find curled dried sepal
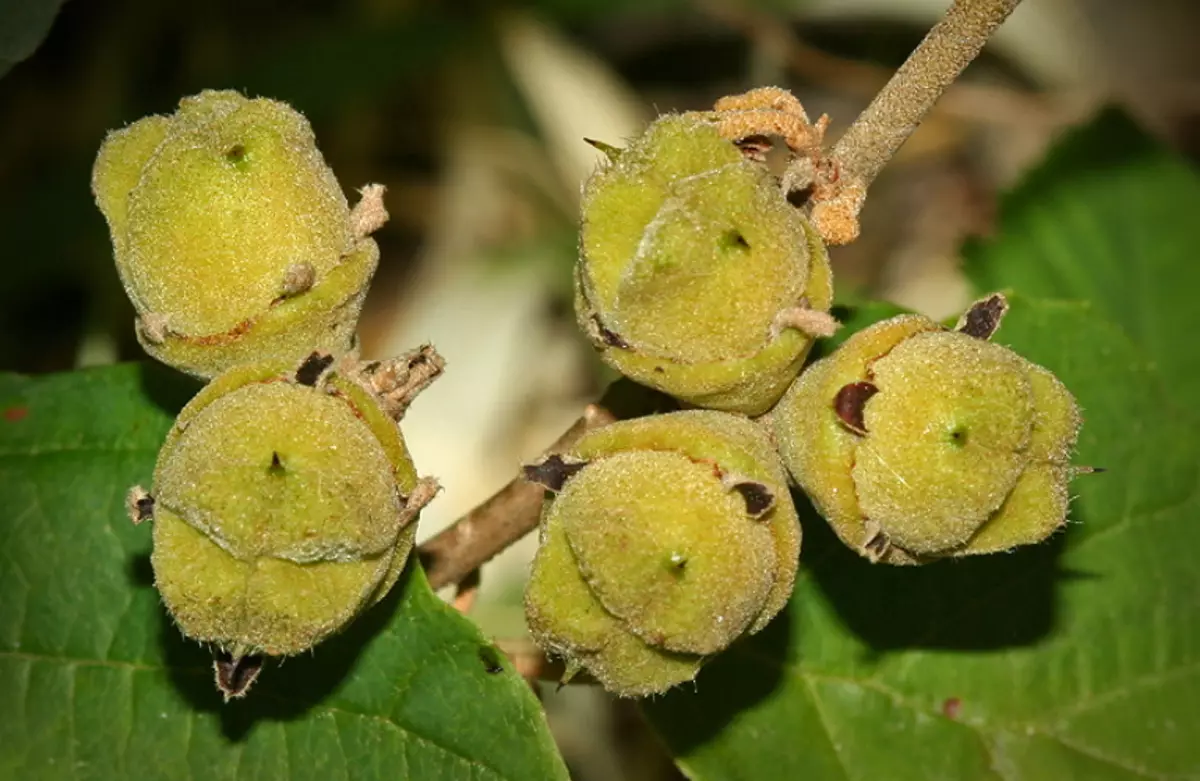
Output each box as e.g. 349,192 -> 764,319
357,344 -> 447,421
577,111 -> 835,415
92,90 -> 386,378
524,411 -> 800,696
213,651 -> 264,702
146,351 -> 438,684
771,294 -> 1084,564
126,485 -> 154,525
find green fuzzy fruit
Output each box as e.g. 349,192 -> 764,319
577,114 -> 834,415
770,294 -> 1082,564
144,355 -> 426,667
524,410 -> 799,696
93,90 -> 379,379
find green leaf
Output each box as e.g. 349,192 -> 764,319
0,363 -> 569,781
0,0 -> 66,78
645,295 -> 1200,780
965,108 -> 1200,412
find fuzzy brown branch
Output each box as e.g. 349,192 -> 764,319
420,403 -> 617,592
799,0 -> 1022,245
705,0 -> 1051,128
835,0 -> 1021,183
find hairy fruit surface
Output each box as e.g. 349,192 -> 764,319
142,355 -> 428,672
770,295 -> 1082,564
576,114 -> 834,415
93,90 -> 382,378
524,410 -> 800,696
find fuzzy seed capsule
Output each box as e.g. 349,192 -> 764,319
138,353 -> 436,688
93,90 -> 383,378
577,115 -> 835,415
770,294 -> 1082,564
524,410 -> 800,696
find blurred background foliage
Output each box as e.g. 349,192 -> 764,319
1,1 -> 1196,778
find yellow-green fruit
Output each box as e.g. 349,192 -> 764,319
577,114 -> 834,415
147,355 -> 424,659
770,295 -> 1082,564
92,90 -> 378,378
524,410 -> 800,696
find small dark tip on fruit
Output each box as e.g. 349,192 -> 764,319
721,229 -> 751,251
732,481 -> 775,518
734,134 -> 773,162
583,138 -> 623,161
523,454 -> 589,492
295,351 -> 334,386
862,526 -> 891,562
592,317 -> 631,349
667,551 -> 688,574
224,144 -> 248,166
833,382 -> 878,435
214,650 -> 263,702
956,293 -> 1008,340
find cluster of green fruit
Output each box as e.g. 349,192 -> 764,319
94,91 -> 439,699
524,100 -> 1082,695
94,88 -> 1082,702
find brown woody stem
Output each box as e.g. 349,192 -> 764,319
830,0 -> 1022,193
419,404 -> 617,591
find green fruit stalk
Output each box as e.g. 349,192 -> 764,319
129,350 -> 440,699
770,294 -> 1082,564
523,410 -> 799,696
576,112 -> 835,415
93,90 -> 386,379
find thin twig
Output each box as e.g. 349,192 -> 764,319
704,0 -> 1052,128
830,0 -> 1022,193
784,0 -> 1022,245
419,404 -> 617,591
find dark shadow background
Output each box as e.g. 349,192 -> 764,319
4,3 -> 1196,779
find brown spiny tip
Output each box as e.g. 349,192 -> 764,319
213,650 -> 264,702
523,454 -> 589,492
862,526 -> 891,562
731,481 -> 775,518
295,351 -> 335,386
833,382 -> 879,436
956,293 -> 1009,340
584,138 -> 623,161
